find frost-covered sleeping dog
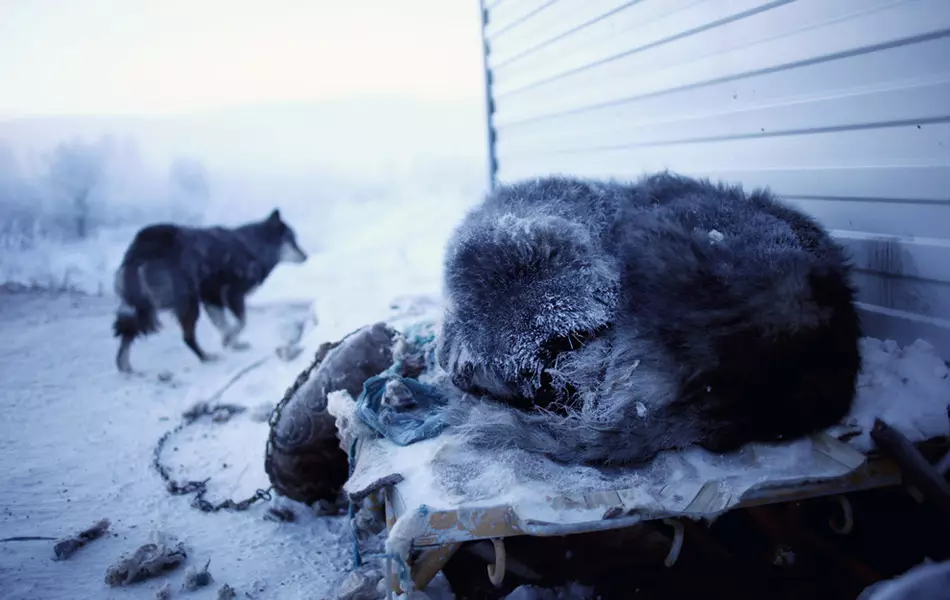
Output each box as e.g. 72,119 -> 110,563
437,172 -> 862,465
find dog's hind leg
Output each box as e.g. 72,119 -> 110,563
116,334 -> 135,373
222,286 -> 250,351
113,264 -> 162,374
175,299 -> 219,363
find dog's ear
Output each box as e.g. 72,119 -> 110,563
268,208 -> 281,222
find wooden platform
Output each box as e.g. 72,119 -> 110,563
376,432 -> 950,596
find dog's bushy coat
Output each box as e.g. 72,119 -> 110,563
437,172 -> 861,465
112,209 -> 307,372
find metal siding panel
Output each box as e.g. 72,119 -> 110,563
785,198 -> 950,240
850,271 -> 950,321
497,78 -> 950,155
493,0 -> 792,95
484,0 -> 558,39
495,125 -> 950,175
494,0 -> 950,120
482,0 -> 950,355
495,35 -> 950,136
487,0 -> 637,68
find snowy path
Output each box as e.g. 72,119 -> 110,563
0,292 -> 352,600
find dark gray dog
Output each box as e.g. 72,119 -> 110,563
112,209 -> 307,373
438,172 -> 862,465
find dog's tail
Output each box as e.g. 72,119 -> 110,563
112,264 -> 160,341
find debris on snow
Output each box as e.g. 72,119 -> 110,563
181,558 -> 214,591
182,401 -> 246,423
250,401 -> 276,423
154,582 -> 172,600
249,579 -> 269,596
53,517 -> 111,560
211,407 -> 236,423
333,567 -> 384,600
216,583 -> 238,600
105,532 -> 188,587
264,505 -> 296,522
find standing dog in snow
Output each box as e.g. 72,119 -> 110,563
112,209 -> 308,373
438,172 -> 862,465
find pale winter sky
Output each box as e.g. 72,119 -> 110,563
0,0 -> 485,118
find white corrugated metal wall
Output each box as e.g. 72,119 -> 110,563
480,0 -> 950,356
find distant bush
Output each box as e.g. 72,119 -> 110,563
0,136 -> 213,294
0,136 -> 210,250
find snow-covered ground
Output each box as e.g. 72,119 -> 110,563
0,292 -> 353,599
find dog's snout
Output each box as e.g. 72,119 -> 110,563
280,239 -> 308,263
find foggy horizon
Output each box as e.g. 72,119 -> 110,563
0,0 -> 484,119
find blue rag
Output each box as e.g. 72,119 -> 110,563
354,374 -> 448,446
353,319 -> 448,446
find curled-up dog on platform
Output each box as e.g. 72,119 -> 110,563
112,209 -> 308,373
437,171 -> 862,465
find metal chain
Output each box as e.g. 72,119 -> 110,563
152,321 -> 430,517
152,401 -> 273,513
153,318 -> 343,514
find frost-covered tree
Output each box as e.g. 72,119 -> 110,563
46,138 -> 110,239
0,142 -> 31,246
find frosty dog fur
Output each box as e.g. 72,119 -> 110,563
112,209 -> 307,373
437,172 -> 862,465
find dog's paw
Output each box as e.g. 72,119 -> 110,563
201,352 -> 223,363
229,340 -> 251,352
